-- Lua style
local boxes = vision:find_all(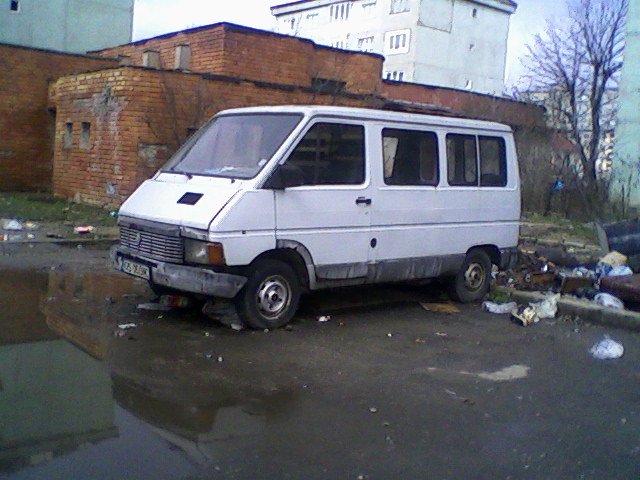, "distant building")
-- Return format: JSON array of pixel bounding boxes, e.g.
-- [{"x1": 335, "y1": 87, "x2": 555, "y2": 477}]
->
[
  {"x1": 271, "y1": 0, "x2": 517, "y2": 95},
  {"x1": 612, "y1": 0, "x2": 640, "y2": 208},
  {"x1": 0, "y1": 0, "x2": 134, "y2": 54}
]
